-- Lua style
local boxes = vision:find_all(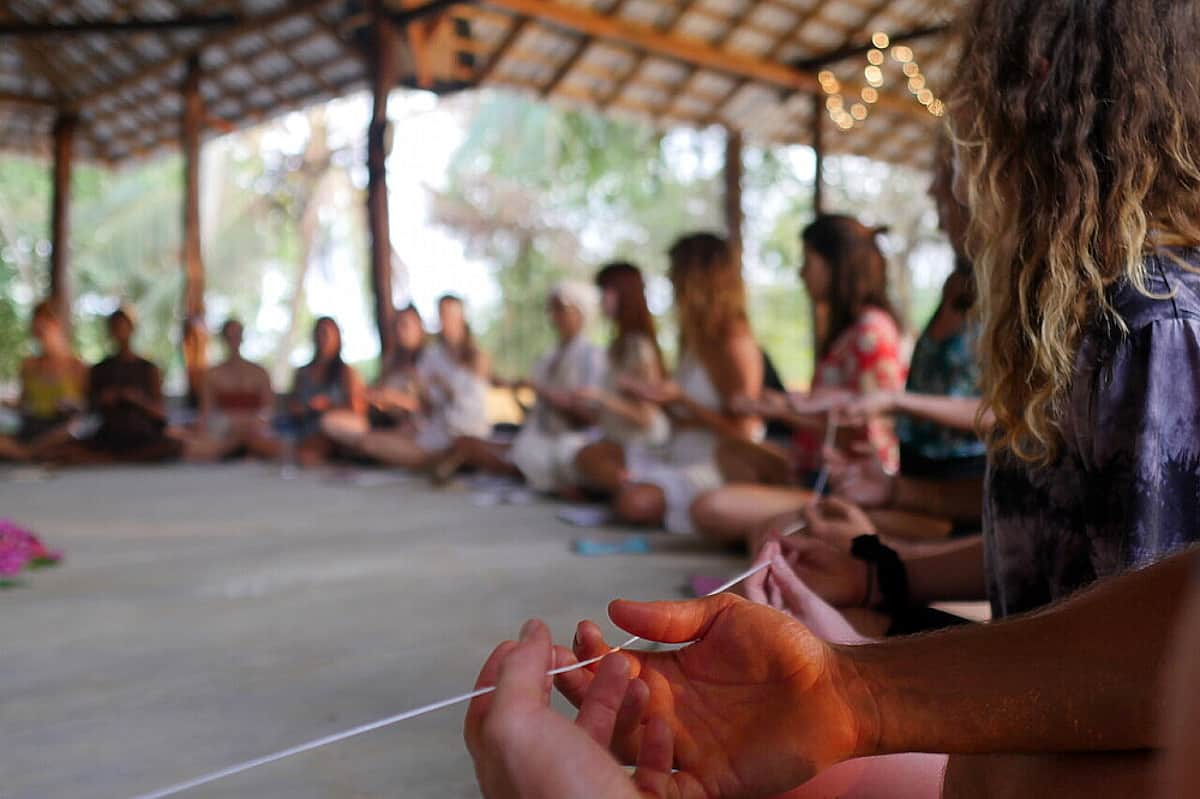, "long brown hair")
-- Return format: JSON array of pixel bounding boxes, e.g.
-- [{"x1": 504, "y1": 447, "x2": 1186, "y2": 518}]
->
[
  {"x1": 595, "y1": 261, "x2": 665, "y2": 376},
  {"x1": 949, "y1": 0, "x2": 1200, "y2": 464},
  {"x1": 668, "y1": 232, "x2": 750, "y2": 396},
  {"x1": 801, "y1": 214, "x2": 897, "y2": 359},
  {"x1": 437, "y1": 294, "x2": 482, "y2": 372}
]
